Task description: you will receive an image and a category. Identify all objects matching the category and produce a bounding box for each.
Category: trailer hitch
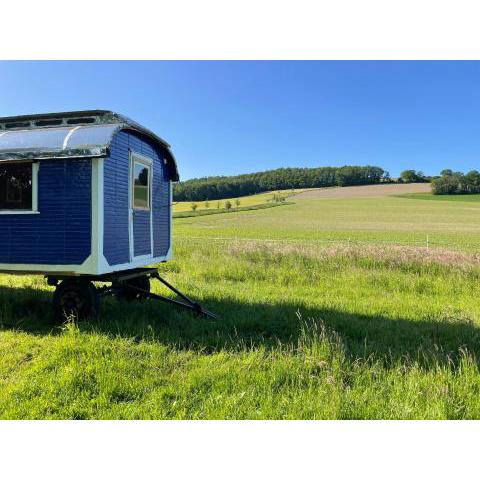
[122,271,217,319]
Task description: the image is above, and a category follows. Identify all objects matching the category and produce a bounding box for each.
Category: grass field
[2,183,480,419]
[175,186,480,251]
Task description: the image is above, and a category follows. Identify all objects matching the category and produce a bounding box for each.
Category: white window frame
[131,155,152,211]
[0,161,39,215]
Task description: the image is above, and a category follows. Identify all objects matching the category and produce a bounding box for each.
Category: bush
[191,203,198,212]
[272,193,286,203]
[225,200,232,210]
[432,169,480,195]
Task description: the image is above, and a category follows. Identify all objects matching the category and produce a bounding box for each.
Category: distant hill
[173,165,388,201]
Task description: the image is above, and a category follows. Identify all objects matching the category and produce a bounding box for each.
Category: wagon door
[129,152,153,261]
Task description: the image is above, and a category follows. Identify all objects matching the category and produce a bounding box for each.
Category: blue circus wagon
[0,110,213,319]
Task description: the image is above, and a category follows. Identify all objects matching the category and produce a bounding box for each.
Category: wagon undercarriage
[46,268,217,321]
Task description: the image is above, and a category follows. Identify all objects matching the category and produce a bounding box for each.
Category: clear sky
[1,61,480,180]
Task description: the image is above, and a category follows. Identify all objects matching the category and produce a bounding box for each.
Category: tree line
[432,169,480,194]
[173,165,388,201]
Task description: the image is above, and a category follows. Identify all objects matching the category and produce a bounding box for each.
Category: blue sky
[1,61,480,180]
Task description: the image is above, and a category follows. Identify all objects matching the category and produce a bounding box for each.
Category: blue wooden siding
[152,153,171,258]
[133,211,151,256]
[103,130,171,266]
[0,159,91,265]
[103,132,130,265]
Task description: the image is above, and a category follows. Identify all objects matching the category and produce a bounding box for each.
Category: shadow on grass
[1,284,480,369]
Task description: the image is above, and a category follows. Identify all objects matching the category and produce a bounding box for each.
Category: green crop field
[399,192,480,203]
[2,185,480,419]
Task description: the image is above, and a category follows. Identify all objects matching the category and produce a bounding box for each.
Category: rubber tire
[116,276,151,302]
[53,279,100,321]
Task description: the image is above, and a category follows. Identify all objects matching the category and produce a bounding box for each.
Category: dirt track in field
[294,183,431,199]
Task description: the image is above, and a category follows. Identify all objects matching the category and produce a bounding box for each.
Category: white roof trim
[62,125,83,150]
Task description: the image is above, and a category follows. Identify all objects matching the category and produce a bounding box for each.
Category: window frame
[0,161,39,215]
[131,153,152,212]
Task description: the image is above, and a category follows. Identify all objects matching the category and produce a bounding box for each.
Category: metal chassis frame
[46,267,216,319]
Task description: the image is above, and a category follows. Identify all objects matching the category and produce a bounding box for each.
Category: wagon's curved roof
[0,110,179,181]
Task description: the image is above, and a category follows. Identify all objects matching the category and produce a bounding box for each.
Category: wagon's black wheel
[53,279,100,321]
[116,275,151,302]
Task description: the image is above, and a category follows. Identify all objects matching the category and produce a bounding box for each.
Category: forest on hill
[173,165,388,201]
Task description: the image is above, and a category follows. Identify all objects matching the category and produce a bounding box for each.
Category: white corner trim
[90,157,104,275]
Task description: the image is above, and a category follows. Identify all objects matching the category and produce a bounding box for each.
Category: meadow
[175,187,480,251]
[2,184,480,419]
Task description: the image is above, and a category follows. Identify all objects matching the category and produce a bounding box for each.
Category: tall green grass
[2,237,480,419]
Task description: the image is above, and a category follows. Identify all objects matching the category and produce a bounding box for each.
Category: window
[132,160,151,210]
[0,162,38,212]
